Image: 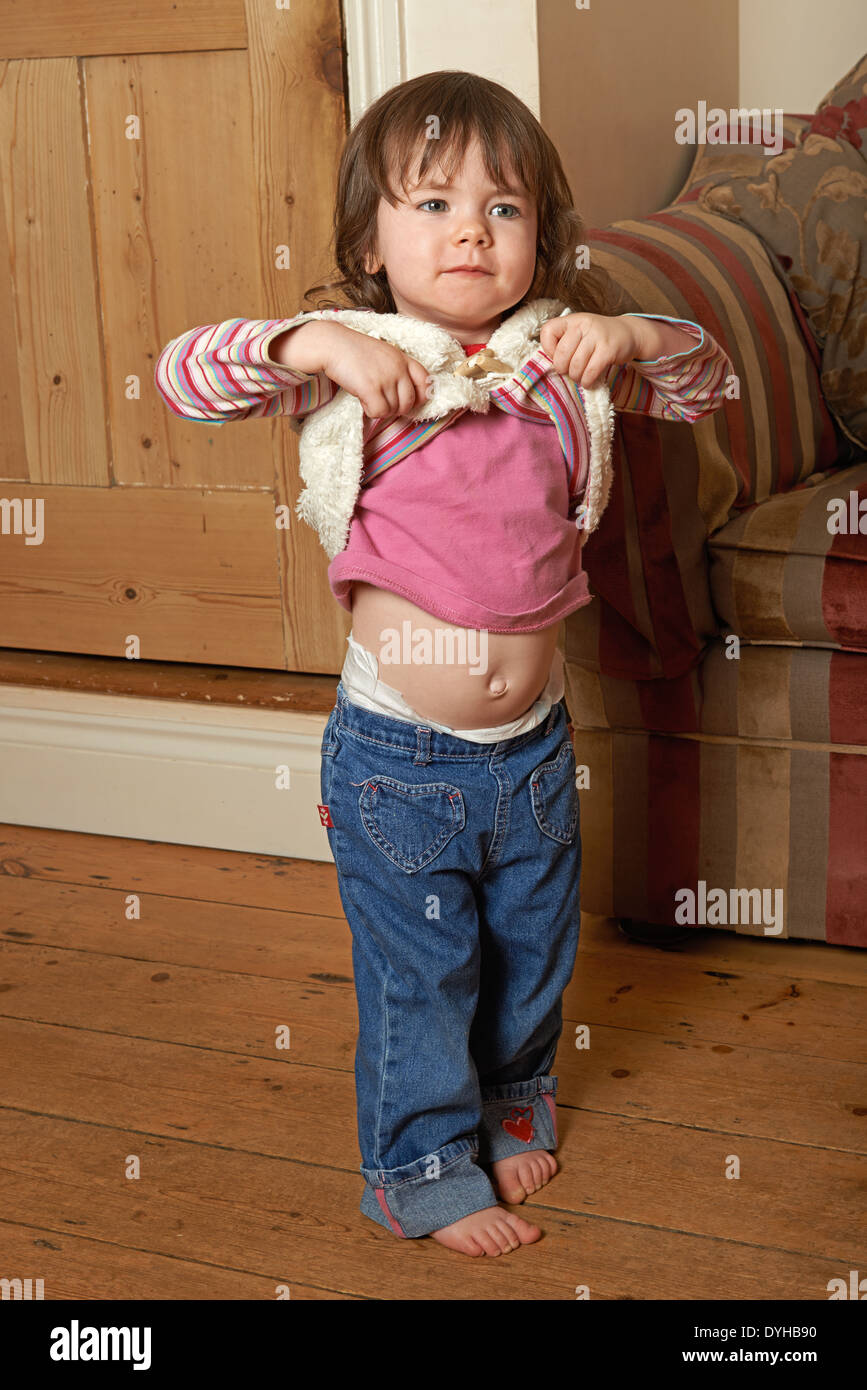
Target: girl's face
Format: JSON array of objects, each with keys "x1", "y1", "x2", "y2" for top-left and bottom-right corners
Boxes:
[{"x1": 364, "y1": 136, "x2": 537, "y2": 343}]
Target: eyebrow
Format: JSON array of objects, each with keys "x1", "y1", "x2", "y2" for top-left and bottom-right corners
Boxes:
[{"x1": 410, "y1": 180, "x2": 529, "y2": 199}]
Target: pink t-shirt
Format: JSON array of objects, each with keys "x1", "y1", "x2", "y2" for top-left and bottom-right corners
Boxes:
[{"x1": 328, "y1": 343, "x2": 592, "y2": 633}]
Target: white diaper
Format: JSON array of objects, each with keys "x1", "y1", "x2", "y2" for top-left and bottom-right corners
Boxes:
[{"x1": 339, "y1": 630, "x2": 565, "y2": 744}]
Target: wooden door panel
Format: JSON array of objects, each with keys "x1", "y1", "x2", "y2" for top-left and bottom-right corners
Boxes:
[
  {"x1": 0, "y1": 1, "x2": 349, "y2": 673},
  {"x1": 0, "y1": 160, "x2": 27, "y2": 482},
  {"x1": 0, "y1": 1, "x2": 247, "y2": 61},
  {"x1": 0, "y1": 484, "x2": 287, "y2": 665},
  {"x1": 88, "y1": 48, "x2": 269, "y2": 490},
  {"x1": 245, "y1": 0, "x2": 351, "y2": 675},
  {"x1": 0, "y1": 58, "x2": 110, "y2": 487}
]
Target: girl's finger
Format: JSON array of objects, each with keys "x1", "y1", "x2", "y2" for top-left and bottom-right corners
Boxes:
[
  {"x1": 406, "y1": 358, "x2": 434, "y2": 406},
  {"x1": 558, "y1": 326, "x2": 590, "y2": 375},
  {"x1": 396, "y1": 374, "x2": 418, "y2": 416},
  {"x1": 563, "y1": 336, "x2": 594, "y2": 382},
  {"x1": 578, "y1": 351, "x2": 609, "y2": 387},
  {"x1": 539, "y1": 317, "x2": 569, "y2": 357}
]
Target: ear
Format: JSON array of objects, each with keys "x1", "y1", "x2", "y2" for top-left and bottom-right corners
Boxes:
[{"x1": 362, "y1": 245, "x2": 382, "y2": 275}]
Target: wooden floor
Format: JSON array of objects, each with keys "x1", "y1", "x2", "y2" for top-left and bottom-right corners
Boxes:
[{"x1": 1, "y1": 820, "x2": 865, "y2": 1301}]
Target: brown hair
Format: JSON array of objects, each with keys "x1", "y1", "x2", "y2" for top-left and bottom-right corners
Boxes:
[{"x1": 302, "y1": 69, "x2": 622, "y2": 319}]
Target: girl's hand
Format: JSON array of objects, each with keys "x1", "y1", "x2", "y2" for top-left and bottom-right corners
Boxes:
[
  {"x1": 539, "y1": 312, "x2": 642, "y2": 388},
  {"x1": 319, "y1": 322, "x2": 433, "y2": 419}
]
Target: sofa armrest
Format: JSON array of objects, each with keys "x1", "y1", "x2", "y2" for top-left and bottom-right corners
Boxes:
[{"x1": 568, "y1": 203, "x2": 844, "y2": 681}]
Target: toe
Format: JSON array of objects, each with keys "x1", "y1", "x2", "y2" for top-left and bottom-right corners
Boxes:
[
  {"x1": 477, "y1": 1229, "x2": 504, "y2": 1256},
  {"x1": 495, "y1": 1220, "x2": 521, "y2": 1252}
]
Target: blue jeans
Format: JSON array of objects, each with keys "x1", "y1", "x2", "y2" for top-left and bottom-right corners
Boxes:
[{"x1": 319, "y1": 681, "x2": 582, "y2": 1238}]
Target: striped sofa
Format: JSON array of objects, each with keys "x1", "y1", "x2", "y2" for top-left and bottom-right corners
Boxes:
[{"x1": 566, "y1": 107, "x2": 867, "y2": 949}]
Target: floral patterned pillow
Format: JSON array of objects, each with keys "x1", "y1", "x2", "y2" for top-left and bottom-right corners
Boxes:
[
  {"x1": 668, "y1": 55, "x2": 867, "y2": 448},
  {"x1": 698, "y1": 129, "x2": 867, "y2": 449},
  {"x1": 671, "y1": 113, "x2": 810, "y2": 205},
  {"x1": 806, "y1": 51, "x2": 867, "y2": 151},
  {"x1": 672, "y1": 53, "x2": 867, "y2": 207}
]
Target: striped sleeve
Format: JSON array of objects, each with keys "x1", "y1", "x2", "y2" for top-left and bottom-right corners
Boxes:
[
  {"x1": 604, "y1": 313, "x2": 733, "y2": 422},
  {"x1": 154, "y1": 313, "x2": 341, "y2": 427}
]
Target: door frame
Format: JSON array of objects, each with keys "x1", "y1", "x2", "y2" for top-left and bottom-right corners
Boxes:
[{"x1": 343, "y1": 0, "x2": 540, "y2": 124}]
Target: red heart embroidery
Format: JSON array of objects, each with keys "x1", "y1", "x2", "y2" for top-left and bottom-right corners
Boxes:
[{"x1": 501, "y1": 1105, "x2": 535, "y2": 1143}]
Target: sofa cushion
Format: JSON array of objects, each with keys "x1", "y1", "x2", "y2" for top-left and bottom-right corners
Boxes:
[
  {"x1": 570, "y1": 204, "x2": 844, "y2": 681},
  {"x1": 708, "y1": 460, "x2": 867, "y2": 649},
  {"x1": 563, "y1": 637, "x2": 867, "y2": 947},
  {"x1": 565, "y1": 629, "x2": 867, "y2": 747},
  {"x1": 671, "y1": 113, "x2": 811, "y2": 204},
  {"x1": 698, "y1": 123, "x2": 867, "y2": 450},
  {"x1": 808, "y1": 51, "x2": 867, "y2": 151}
]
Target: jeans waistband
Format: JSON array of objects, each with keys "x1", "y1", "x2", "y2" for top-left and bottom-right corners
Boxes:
[{"x1": 331, "y1": 680, "x2": 567, "y2": 762}]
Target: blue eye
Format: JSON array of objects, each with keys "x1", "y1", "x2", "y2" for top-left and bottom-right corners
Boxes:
[{"x1": 416, "y1": 200, "x2": 520, "y2": 217}]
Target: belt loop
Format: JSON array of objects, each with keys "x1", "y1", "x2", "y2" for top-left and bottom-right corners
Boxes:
[
  {"x1": 544, "y1": 701, "x2": 558, "y2": 737},
  {"x1": 415, "y1": 725, "x2": 432, "y2": 764}
]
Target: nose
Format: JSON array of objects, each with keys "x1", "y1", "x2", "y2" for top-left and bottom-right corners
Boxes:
[{"x1": 454, "y1": 219, "x2": 492, "y2": 247}]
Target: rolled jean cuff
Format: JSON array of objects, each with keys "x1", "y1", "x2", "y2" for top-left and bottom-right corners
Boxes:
[
  {"x1": 359, "y1": 1139, "x2": 498, "y2": 1239},
  {"x1": 477, "y1": 1075, "x2": 559, "y2": 1165}
]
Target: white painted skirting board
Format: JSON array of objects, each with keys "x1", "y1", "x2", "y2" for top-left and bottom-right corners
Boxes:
[{"x1": 0, "y1": 686, "x2": 334, "y2": 863}]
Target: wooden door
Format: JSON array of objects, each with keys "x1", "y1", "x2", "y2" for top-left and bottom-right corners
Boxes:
[{"x1": 0, "y1": 0, "x2": 349, "y2": 675}]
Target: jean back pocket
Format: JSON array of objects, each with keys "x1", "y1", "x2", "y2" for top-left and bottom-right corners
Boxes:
[
  {"x1": 530, "y1": 739, "x2": 579, "y2": 844},
  {"x1": 360, "y1": 776, "x2": 465, "y2": 873}
]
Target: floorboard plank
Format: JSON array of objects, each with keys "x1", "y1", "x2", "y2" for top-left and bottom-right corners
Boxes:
[
  {"x1": 3, "y1": 879, "x2": 863, "y2": 1061},
  {"x1": 2, "y1": 823, "x2": 865, "y2": 1300},
  {"x1": 0, "y1": 1221, "x2": 362, "y2": 1299},
  {"x1": 1, "y1": 1111, "x2": 854, "y2": 1301},
  {"x1": 1, "y1": 1017, "x2": 862, "y2": 1262}
]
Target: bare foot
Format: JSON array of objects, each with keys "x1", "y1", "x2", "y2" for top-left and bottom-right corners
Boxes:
[
  {"x1": 488, "y1": 1150, "x2": 559, "y2": 1204},
  {"x1": 429, "y1": 1205, "x2": 542, "y2": 1256}
]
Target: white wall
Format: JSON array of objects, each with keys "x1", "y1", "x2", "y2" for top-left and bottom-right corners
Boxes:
[
  {"x1": 344, "y1": 0, "x2": 540, "y2": 123},
  {"x1": 740, "y1": 0, "x2": 867, "y2": 110},
  {"x1": 347, "y1": 0, "x2": 867, "y2": 127},
  {"x1": 404, "y1": 0, "x2": 540, "y2": 112}
]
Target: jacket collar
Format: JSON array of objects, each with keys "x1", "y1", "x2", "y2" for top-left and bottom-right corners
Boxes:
[
  {"x1": 293, "y1": 299, "x2": 614, "y2": 560},
  {"x1": 335, "y1": 297, "x2": 570, "y2": 379},
  {"x1": 302, "y1": 298, "x2": 572, "y2": 411}
]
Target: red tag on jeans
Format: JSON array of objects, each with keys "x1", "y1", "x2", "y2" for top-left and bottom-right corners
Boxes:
[{"x1": 317, "y1": 804, "x2": 333, "y2": 828}]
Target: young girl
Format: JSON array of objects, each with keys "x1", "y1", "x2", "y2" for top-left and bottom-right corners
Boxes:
[{"x1": 156, "y1": 71, "x2": 733, "y2": 1258}]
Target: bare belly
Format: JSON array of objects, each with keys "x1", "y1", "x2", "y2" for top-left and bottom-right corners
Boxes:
[{"x1": 350, "y1": 581, "x2": 561, "y2": 729}]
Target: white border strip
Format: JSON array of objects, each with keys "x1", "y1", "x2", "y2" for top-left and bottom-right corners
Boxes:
[
  {"x1": 343, "y1": 0, "x2": 407, "y2": 125},
  {"x1": 0, "y1": 686, "x2": 334, "y2": 862}
]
